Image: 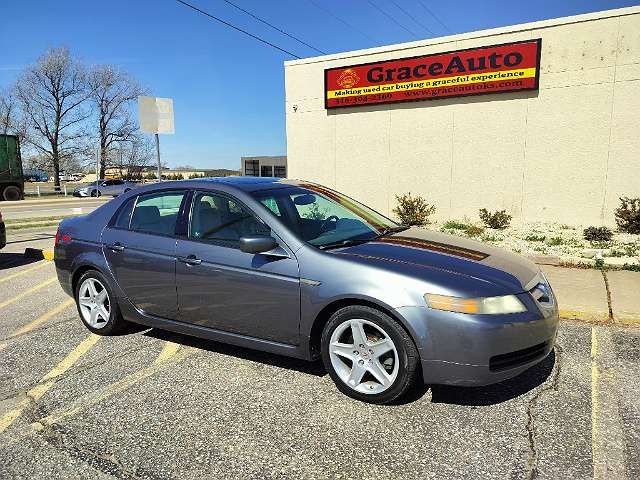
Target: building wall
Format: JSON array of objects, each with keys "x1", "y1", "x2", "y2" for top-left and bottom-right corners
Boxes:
[{"x1": 284, "y1": 7, "x2": 640, "y2": 226}]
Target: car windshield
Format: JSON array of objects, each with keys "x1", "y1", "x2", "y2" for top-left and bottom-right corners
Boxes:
[{"x1": 250, "y1": 184, "x2": 404, "y2": 249}]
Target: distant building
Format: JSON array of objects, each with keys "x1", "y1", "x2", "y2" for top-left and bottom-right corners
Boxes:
[{"x1": 241, "y1": 156, "x2": 287, "y2": 178}]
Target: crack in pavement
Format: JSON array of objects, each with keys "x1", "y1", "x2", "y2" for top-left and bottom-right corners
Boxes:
[
  {"x1": 524, "y1": 344, "x2": 564, "y2": 480},
  {"x1": 24, "y1": 397, "x2": 165, "y2": 480},
  {"x1": 600, "y1": 270, "x2": 614, "y2": 322}
]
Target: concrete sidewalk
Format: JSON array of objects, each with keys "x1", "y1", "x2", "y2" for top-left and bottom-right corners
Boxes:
[{"x1": 542, "y1": 265, "x2": 640, "y2": 325}]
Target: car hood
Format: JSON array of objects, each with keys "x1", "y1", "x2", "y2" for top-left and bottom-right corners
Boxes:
[{"x1": 330, "y1": 228, "x2": 539, "y2": 294}]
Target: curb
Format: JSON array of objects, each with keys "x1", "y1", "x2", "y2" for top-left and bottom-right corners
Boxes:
[{"x1": 24, "y1": 248, "x2": 54, "y2": 261}]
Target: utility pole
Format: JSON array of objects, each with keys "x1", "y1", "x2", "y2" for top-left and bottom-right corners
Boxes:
[
  {"x1": 155, "y1": 133, "x2": 161, "y2": 181},
  {"x1": 95, "y1": 146, "x2": 100, "y2": 195}
]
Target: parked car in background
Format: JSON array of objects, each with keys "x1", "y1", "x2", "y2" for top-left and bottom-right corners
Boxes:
[
  {"x1": 23, "y1": 169, "x2": 49, "y2": 183},
  {"x1": 73, "y1": 179, "x2": 138, "y2": 197},
  {"x1": 55, "y1": 177, "x2": 559, "y2": 404},
  {"x1": 0, "y1": 210, "x2": 6, "y2": 249},
  {"x1": 56, "y1": 172, "x2": 83, "y2": 182}
]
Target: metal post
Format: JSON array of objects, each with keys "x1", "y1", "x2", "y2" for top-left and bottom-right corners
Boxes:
[
  {"x1": 96, "y1": 146, "x2": 100, "y2": 195},
  {"x1": 37, "y1": 185, "x2": 40, "y2": 197},
  {"x1": 64, "y1": 184, "x2": 67, "y2": 196},
  {"x1": 155, "y1": 133, "x2": 161, "y2": 182}
]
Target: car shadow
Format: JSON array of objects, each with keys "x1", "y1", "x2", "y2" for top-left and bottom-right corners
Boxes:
[
  {"x1": 429, "y1": 350, "x2": 556, "y2": 406},
  {"x1": 0, "y1": 252, "x2": 41, "y2": 270},
  {"x1": 144, "y1": 328, "x2": 327, "y2": 377}
]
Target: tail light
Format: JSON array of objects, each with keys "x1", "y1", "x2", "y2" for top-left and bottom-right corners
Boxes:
[{"x1": 54, "y1": 229, "x2": 71, "y2": 246}]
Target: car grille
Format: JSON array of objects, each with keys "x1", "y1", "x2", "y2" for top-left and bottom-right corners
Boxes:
[{"x1": 489, "y1": 341, "x2": 549, "y2": 372}]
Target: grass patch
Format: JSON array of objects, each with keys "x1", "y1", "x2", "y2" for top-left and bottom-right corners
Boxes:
[
  {"x1": 5, "y1": 215, "x2": 77, "y2": 225},
  {"x1": 525, "y1": 234, "x2": 546, "y2": 242},
  {"x1": 464, "y1": 225, "x2": 484, "y2": 237},
  {"x1": 6, "y1": 221, "x2": 64, "y2": 230},
  {"x1": 546, "y1": 236, "x2": 564, "y2": 246},
  {"x1": 442, "y1": 220, "x2": 470, "y2": 230}
]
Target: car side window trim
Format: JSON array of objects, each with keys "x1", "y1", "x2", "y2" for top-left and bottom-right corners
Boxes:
[{"x1": 108, "y1": 189, "x2": 188, "y2": 238}]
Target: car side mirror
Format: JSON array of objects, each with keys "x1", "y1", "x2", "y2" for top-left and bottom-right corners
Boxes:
[{"x1": 239, "y1": 235, "x2": 278, "y2": 254}]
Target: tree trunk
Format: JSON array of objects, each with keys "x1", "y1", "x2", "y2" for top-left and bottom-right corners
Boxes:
[
  {"x1": 99, "y1": 142, "x2": 108, "y2": 180},
  {"x1": 52, "y1": 148, "x2": 61, "y2": 189}
]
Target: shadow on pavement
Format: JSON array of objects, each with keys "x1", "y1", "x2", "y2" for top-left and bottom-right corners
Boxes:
[
  {"x1": 144, "y1": 328, "x2": 327, "y2": 377},
  {"x1": 430, "y1": 350, "x2": 556, "y2": 406},
  {"x1": 0, "y1": 252, "x2": 41, "y2": 270}
]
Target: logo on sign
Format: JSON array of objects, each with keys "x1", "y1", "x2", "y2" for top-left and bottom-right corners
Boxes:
[{"x1": 337, "y1": 69, "x2": 360, "y2": 88}]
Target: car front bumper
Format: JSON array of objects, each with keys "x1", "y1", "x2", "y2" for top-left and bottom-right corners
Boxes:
[{"x1": 396, "y1": 296, "x2": 559, "y2": 387}]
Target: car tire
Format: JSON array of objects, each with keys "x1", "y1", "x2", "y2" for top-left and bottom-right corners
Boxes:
[
  {"x1": 75, "y1": 270, "x2": 129, "y2": 335},
  {"x1": 124, "y1": 188, "x2": 131, "y2": 193},
  {"x1": 2, "y1": 185, "x2": 21, "y2": 201},
  {"x1": 321, "y1": 305, "x2": 420, "y2": 404},
  {"x1": 90, "y1": 189, "x2": 101, "y2": 197}
]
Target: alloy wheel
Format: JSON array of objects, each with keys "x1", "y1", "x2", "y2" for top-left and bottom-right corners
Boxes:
[
  {"x1": 328, "y1": 318, "x2": 399, "y2": 395},
  {"x1": 78, "y1": 278, "x2": 111, "y2": 328}
]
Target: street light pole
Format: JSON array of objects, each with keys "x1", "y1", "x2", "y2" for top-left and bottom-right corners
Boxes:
[{"x1": 155, "y1": 133, "x2": 161, "y2": 181}]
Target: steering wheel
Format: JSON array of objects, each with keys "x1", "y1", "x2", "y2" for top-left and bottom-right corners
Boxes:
[{"x1": 320, "y1": 215, "x2": 339, "y2": 233}]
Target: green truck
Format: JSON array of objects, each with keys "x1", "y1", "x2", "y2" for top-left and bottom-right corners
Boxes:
[{"x1": 0, "y1": 134, "x2": 24, "y2": 201}]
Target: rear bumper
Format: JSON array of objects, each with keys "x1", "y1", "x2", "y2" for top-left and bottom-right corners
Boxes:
[{"x1": 396, "y1": 298, "x2": 559, "y2": 387}]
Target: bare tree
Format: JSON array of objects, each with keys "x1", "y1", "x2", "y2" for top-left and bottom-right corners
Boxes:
[
  {"x1": 87, "y1": 65, "x2": 145, "y2": 179},
  {"x1": 109, "y1": 135, "x2": 155, "y2": 180},
  {"x1": 0, "y1": 87, "x2": 26, "y2": 139},
  {"x1": 15, "y1": 47, "x2": 90, "y2": 187}
]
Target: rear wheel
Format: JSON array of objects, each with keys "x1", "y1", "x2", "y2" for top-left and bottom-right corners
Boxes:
[
  {"x1": 321, "y1": 305, "x2": 420, "y2": 404},
  {"x1": 2, "y1": 185, "x2": 21, "y2": 201},
  {"x1": 75, "y1": 270, "x2": 128, "y2": 335},
  {"x1": 90, "y1": 189, "x2": 101, "y2": 197}
]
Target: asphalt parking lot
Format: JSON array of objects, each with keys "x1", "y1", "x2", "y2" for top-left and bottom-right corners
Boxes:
[{"x1": 0, "y1": 231, "x2": 639, "y2": 480}]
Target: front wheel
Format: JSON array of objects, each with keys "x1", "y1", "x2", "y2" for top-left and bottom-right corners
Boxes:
[
  {"x1": 90, "y1": 189, "x2": 101, "y2": 197},
  {"x1": 321, "y1": 305, "x2": 420, "y2": 404},
  {"x1": 2, "y1": 185, "x2": 21, "y2": 201},
  {"x1": 75, "y1": 270, "x2": 129, "y2": 335}
]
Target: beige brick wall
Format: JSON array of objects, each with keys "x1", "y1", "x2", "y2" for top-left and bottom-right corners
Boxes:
[{"x1": 284, "y1": 7, "x2": 640, "y2": 226}]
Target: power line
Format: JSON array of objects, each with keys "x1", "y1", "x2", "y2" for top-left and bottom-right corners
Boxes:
[
  {"x1": 389, "y1": 0, "x2": 434, "y2": 35},
  {"x1": 218, "y1": 0, "x2": 326, "y2": 55},
  {"x1": 175, "y1": 0, "x2": 301, "y2": 59},
  {"x1": 306, "y1": 0, "x2": 379, "y2": 44},
  {"x1": 416, "y1": 0, "x2": 451, "y2": 33},
  {"x1": 365, "y1": 0, "x2": 418, "y2": 38}
]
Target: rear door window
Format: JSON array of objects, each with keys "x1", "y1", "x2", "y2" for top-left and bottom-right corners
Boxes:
[{"x1": 130, "y1": 191, "x2": 186, "y2": 236}]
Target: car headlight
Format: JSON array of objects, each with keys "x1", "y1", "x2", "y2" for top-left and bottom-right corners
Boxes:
[{"x1": 424, "y1": 293, "x2": 527, "y2": 315}]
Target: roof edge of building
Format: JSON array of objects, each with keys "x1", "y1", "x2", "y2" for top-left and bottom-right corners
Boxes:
[{"x1": 284, "y1": 5, "x2": 640, "y2": 67}]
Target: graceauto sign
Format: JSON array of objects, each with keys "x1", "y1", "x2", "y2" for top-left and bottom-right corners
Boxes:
[{"x1": 324, "y1": 39, "x2": 541, "y2": 109}]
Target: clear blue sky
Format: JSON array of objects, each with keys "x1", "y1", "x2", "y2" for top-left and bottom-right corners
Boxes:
[{"x1": 1, "y1": 0, "x2": 636, "y2": 170}]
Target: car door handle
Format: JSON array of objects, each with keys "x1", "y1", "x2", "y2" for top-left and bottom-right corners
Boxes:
[
  {"x1": 107, "y1": 243, "x2": 125, "y2": 252},
  {"x1": 179, "y1": 255, "x2": 202, "y2": 266}
]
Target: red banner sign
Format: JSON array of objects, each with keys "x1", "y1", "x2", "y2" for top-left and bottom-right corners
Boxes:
[{"x1": 324, "y1": 39, "x2": 541, "y2": 109}]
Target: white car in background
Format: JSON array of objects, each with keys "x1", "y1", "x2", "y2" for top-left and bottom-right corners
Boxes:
[{"x1": 73, "y1": 179, "x2": 139, "y2": 197}]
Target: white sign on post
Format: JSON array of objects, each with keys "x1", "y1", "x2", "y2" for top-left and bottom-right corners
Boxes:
[
  {"x1": 138, "y1": 96, "x2": 175, "y2": 134},
  {"x1": 138, "y1": 96, "x2": 175, "y2": 181}
]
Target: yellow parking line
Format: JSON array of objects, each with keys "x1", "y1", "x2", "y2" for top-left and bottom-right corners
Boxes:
[
  {"x1": 34, "y1": 344, "x2": 192, "y2": 428},
  {"x1": 9, "y1": 299, "x2": 75, "y2": 339},
  {"x1": 153, "y1": 341, "x2": 181, "y2": 365},
  {"x1": 0, "y1": 333, "x2": 100, "y2": 434},
  {"x1": 0, "y1": 262, "x2": 49, "y2": 284},
  {"x1": 0, "y1": 277, "x2": 57, "y2": 310}
]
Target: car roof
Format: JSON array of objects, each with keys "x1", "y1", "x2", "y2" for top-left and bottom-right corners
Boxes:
[{"x1": 157, "y1": 176, "x2": 306, "y2": 193}]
